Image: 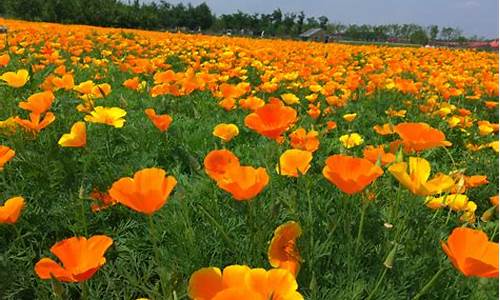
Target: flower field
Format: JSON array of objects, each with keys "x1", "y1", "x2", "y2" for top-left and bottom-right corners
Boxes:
[{"x1": 0, "y1": 18, "x2": 498, "y2": 299}]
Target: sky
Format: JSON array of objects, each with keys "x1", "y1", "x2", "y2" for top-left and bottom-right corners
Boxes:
[{"x1": 143, "y1": 0, "x2": 499, "y2": 38}]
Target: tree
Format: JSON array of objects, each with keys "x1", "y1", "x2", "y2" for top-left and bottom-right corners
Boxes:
[
  {"x1": 409, "y1": 28, "x2": 429, "y2": 45},
  {"x1": 440, "y1": 27, "x2": 454, "y2": 40},
  {"x1": 327, "y1": 22, "x2": 346, "y2": 34},
  {"x1": 306, "y1": 17, "x2": 318, "y2": 29},
  {"x1": 282, "y1": 13, "x2": 296, "y2": 35},
  {"x1": 429, "y1": 25, "x2": 439, "y2": 41},
  {"x1": 271, "y1": 8, "x2": 282, "y2": 25},
  {"x1": 318, "y1": 16, "x2": 329, "y2": 30},
  {"x1": 4, "y1": 0, "x2": 44, "y2": 20},
  {"x1": 192, "y1": 3, "x2": 213, "y2": 30},
  {"x1": 296, "y1": 11, "x2": 305, "y2": 34}
]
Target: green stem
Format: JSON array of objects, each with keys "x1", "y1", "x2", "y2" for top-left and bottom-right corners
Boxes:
[
  {"x1": 79, "y1": 188, "x2": 88, "y2": 236},
  {"x1": 304, "y1": 175, "x2": 314, "y2": 272},
  {"x1": 442, "y1": 146, "x2": 458, "y2": 170},
  {"x1": 445, "y1": 207, "x2": 453, "y2": 225},
  {"x1": 148, "y1": 216, "x2": 170, "y2": 299},
  {"x1": 412, "y1": 267, "x2": 446, "y2": 300},
  {"x1": 80, "y1": 281, "x2": 88, "y2": 300},
  {"x1": 366, "y1": 268, "x2": 388, "y2": 300},
  {"x1": 356, "y1": 201, "x2": 369, "y2": 249},
  {"x1": 491, "y1": 222, "x2": 498, "y2": 240},
  {"x1": 50, "y1": 280, "x2": 64, "y2": 300},
  {"x1": 345, "y1": 197, "x2": 355, "y2": 285},
  {"x1": 390, "y1": 184, "x2": 402, "y2": 224},
  {"x1": 276, "y1": 142, "x2": 282, "y2": 176}
]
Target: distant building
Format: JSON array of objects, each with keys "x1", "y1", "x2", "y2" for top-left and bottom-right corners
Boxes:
[
  {"x1": 467, "y1": 39, "x2": 498, "y2": 50},
  {"x1": 299, "y1": 28, "x2": 326, "y2": 42},
  {"x1": 489, "y1": 39, "x2": 499, "y2": 49}
]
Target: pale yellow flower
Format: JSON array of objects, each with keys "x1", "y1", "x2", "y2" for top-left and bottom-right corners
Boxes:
[{"x1": 339, "y1": 133, "x2": 364, "y2": 149}]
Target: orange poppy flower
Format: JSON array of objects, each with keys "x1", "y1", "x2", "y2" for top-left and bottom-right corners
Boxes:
[
  {"x1": 0, "y1": 196, "x2": 25, "y2": 224},
  {"x1": 451, "y1": 173, "x2": 489, "y2": 193},
  {"x1": 89, "y1": 189, "x2": 117, "y2": 213},
  {"x1": 34, "y1": 235, "x2": 113, "y2": 282},
  {"x1": 363, "y1": 145, "x2": 395, "y2": 166},
  {"x1": 91, "y1": 83, "x2": 112, "y2": 98},
  {"x1": 239, "y1": 96, "x2": 265, "y2": 111},
  {"x1": 244, "y1": 99, "x2": 297, "y2": 141},
  {"x1": 0, "y1": 53, "x2": 10, "y2": 67},
  {"x1": 204, "y1": 150, "x2": 240, "y2": 181},
  {"x1": 53, "y1": 65, "x2": 67, "y2": 76},
  {"x1": 373, "y1": 123, "x2": 394, "y2": 136},
  {"x1": 289, "y1": 128, "x2": 320, "y2": 152},
  {"x1": 123, "y1": 77, "x2": 145, "y2": 91},
  {"x1": 322, "y1": 155, "x2": 383, "y2": 195},
  {"x1": 144, "y1": 108, "x2": 172, "y2": 132},
  {"x1": 268, "y1": 221, "x2": 302, "y2": 277},
  {"x1": 108, "y1": 168, "x2": 177, "y2": 215},
  {"x1": 52, "y1": 74, "x2": 75, "y2": 91},
  {"x1": 58, "y1": 121, "x2": 86, "y2": 148},
  {"x1": 188, "y1": 265, "x2": 302, "y2": 300},
  {"x1": 307, "y1": 103, "x2": 321, "y2": 120},
  {"x1": 218, "y1": 98, "x2": 236, "y2": 111},
  {"x1": 219, "y1": 83, "x2": 248, "y2": 100},
  {"x1": 485, "y1": 101, "x2": 498, "y2": 110},
  {"x1": 277, "y1": 150, "x2": 312, "y2": 177},
  {"x1": 18, "y1": 91, "x2": 55, "y2": 114},
  {"x1": 490, "y1": 195, "x2": 499, "y2": 207},
  {"x1": 394, "y1": 122, "x2": 451, "y2": 152},
  {"x1": 0, "y1": 145, "x2": 15, "y2": 170},
  {"x1": 14, "y1": 112, "x2": 56, "y2": 133},
  {"x1": 216, "y1": 165, "x2": 269, "y2": 201},
  {"x1": 213, "y1": 123, "x2": 239, "y2": 142},
  {"x1": 74, "y1": 80, "x2": 94, "y2": 95},
  {"x1": 442, "y1": 227, "x2": 498, "y2": 278},
  {"x1": 0, "y1": 69, "x2": 29, "y2": 88},
  {"x1": 326, "y1": 121, "x2": 337, "y2": 131}
]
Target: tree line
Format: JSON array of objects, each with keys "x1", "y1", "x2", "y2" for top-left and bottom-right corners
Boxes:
[
  {"x1": 0, "y1": 0, "x2": 472, "y2": 44},
  {"x1": 0, "y1": 0, "x2": 214, "y2": 30}
]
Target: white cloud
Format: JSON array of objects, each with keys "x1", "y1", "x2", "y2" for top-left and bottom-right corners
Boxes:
[{"x1": 458, "y1": 1, "x2": 481, "y2": 8}]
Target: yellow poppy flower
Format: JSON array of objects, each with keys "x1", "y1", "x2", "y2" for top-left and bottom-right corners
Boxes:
[
  {"x1": 58, "y1": 122, "x2": 86, "y2": 148},
  {"x1": 339, "y1": 133, "x2": 364, "y2": 149},
  {"x1": 388, "y1": 157, "x2": 454, "y2": 196},
  {"x1": 84, "y1": 106, "x2": 126, "y2": 128},
  {"x1": 212, "y1": 123, "x2": 239, "y2": 142},
  {"x1": 0, "y1": 69, "x2": 29, "y2": 88}
]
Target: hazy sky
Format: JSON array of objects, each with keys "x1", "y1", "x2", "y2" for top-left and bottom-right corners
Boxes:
[{"x1": 143, "y1": 0, "x2": 499, "y2": 38}]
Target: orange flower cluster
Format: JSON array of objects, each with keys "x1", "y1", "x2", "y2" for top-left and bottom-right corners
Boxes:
[
  {"x1": 188, "y1": 265, "x2": 302, "y2": 300},
  {"x1": 323, "y1": 155, "x2": 383, "y2": 195},
  {"x1": 35, "y1": 235, "x2": 113, "y2": 282},
  {"x1": 204, "y1": 150, "x2": 269, "y2": 201},
  {"x1": 108, "y1": 168, "x2": 177, "y2": 215},
  {"x1": 442, "y1": 227, "x2": 498, "y2": 278},
  {"x1": 245, "y1": 99, "x2": 297, "y2": 142}
]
